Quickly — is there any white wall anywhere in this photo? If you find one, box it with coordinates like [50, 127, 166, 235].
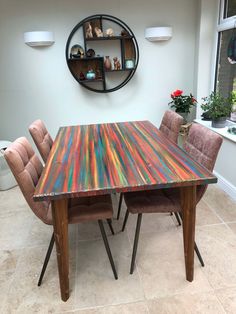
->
[215, 139, 236, 194]
[195, 0, 219, 118]
[0, 0, 198, 140]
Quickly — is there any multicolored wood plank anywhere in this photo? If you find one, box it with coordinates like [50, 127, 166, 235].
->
[34, 121, 217, 201]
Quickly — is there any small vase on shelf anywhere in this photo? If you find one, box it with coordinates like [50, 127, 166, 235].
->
[104, 56, 112, 71]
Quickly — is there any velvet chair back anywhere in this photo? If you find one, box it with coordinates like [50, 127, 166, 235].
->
[159, 110, 184, 144]
[29, 120, 53, 163]
[184, 123, 223, 202]
[4, 137, 52, 224]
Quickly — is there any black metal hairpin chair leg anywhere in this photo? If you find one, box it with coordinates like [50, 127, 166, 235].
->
[98, 220, 118, 280]
[116, 193, 123, 220]
[176, 212, 204, 267]
[121, 209, 130, 232]
[106, 218, 115, 235]
[194, 242, 205, 267]
[174, 212, 181, 226]
[130, 213, 142, 274]
[38, 233, 55, 286]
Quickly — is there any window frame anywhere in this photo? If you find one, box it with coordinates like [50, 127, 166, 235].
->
[214, 0, 236, 90]
[218, 0, 236, 32]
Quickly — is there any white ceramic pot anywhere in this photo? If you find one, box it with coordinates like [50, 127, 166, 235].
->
[230, 112, 236, 122]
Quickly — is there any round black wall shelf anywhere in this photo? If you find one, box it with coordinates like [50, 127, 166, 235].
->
[65, 14, 139, 93]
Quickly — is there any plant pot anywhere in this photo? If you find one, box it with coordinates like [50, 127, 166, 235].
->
[176, 112, 189, 123]
[230, 112, 236, 122]
[211, 117, 227, 128]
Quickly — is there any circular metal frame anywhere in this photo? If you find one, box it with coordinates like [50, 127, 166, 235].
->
[65, 14, 139, 93]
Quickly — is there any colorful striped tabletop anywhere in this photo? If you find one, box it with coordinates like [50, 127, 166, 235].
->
[34, 121, 217, 201]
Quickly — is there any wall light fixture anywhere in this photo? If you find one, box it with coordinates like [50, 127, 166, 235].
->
[24, 31, 55, 47]
[145, 27, 172, 42]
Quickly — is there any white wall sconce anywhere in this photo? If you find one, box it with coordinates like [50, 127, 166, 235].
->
[145, 27, 172, 42]
[24, 31, 55, 47]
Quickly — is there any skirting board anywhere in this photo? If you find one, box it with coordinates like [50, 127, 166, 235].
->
[214, 171, 236, 201]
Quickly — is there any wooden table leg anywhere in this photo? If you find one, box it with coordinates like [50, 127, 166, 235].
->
[51, 199, 69, 301]
[180, 185, 196, 282]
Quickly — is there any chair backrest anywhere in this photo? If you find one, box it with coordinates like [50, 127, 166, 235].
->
[184, 123, 223, 202]
[4, 137, 52, 225]
[29, 119, 53, 163]
[159, 110, 184, 144]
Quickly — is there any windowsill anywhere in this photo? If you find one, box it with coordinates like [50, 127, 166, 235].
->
[194, 119, 236, 143]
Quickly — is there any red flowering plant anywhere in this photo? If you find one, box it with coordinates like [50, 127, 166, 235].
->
[169, 89, 197, 113]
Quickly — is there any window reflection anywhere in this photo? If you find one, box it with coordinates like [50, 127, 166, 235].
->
[216, 29, 236, 99]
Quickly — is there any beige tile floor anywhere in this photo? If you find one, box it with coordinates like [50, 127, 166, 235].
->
[1, 185, 236, 313]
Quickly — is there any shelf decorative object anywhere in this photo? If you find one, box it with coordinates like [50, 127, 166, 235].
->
[70, 44, 85, 58]
[85, 22, 93, 38]
[86, 48, 95, 58]
[113, 57, 121, 70]
[86, 69, 96, 80]
[65, 14, 139, 93]
[125, 59, 135, 69]
[105, 28, 114, 37]
[104, 56, 112, 70]
[94, 27, 103, 37]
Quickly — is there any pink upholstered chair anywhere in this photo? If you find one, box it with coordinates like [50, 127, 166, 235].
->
[4, 137, 118, 285]
[116, 110, 184, 220]
[28, 119, 53, 164]
[122, 123, 223, 274]
[29, 119, 115, 235]
[159, 110, 184, 143]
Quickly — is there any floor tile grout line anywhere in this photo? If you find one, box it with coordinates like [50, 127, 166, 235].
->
[196, 220, 236, 241]
[61, 300, 150, 313]
[225, 220, 236, 224]
[213, 291, 228, 314]
[201, 198, 226, 224]
[202, 188, 236, 225]
[223, 221, 236, 236]
[196, 222, 227, 229]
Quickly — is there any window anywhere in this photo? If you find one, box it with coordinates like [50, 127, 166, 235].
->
[215, 0, 236, 99]
[224, 0, 236, 18]
[215, 28, 236, 98]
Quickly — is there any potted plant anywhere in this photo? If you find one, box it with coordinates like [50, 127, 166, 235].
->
[201, 91, 232, 128]
[231, 105, 236, 122]
[169, 89, 197, 123]
[230, 91, 236, 122]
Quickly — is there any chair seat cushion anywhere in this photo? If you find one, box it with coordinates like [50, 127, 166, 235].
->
[68, 194, 113, 223]
[124, 189, 181, 214]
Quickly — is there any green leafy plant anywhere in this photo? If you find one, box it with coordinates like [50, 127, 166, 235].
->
[231, 91, 236, 112]
[169, 89, 197, 113]
[201, 91, 232, 120]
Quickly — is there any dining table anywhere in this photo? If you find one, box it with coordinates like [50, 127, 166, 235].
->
[33, 120, 217, 302]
